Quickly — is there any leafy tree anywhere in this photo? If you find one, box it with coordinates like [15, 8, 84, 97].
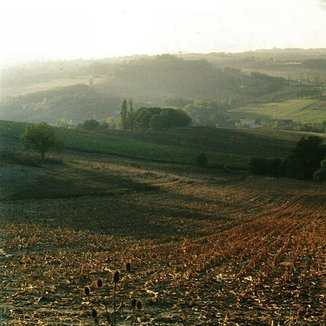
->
[127, 99, 135, 129]
[269, 158, 282, 177]
[79, 119, 100, 130]
[249, 157, 269, 175]
[120, 99, 136, 130]
[249, 157, 283, 176]
[313, 159, 326, 181]
[134, 107, 162, 129]
[149, 114, 164, 130]
[120, 99, 128, 130]
[134, 107, 191, 129]
[161, 109, 192, 128]
[21, 123, 63, 160]
[285, 136, 326, 179]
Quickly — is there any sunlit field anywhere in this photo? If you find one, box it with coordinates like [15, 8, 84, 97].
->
[230, 99, 326, 124]
[1, 148, 325, 325]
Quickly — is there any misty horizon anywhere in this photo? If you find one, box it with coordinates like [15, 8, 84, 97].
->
[1, 0, 326, 68]
[1, 47, 325, 70]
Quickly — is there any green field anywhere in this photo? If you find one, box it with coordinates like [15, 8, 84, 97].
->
[0, 119, 318, 170]
[230, 98, 326, 123]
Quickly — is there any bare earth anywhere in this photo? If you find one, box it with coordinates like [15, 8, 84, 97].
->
[0, 153, 325, 325]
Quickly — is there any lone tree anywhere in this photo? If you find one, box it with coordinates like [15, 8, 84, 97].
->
[21, 122, 64, 160]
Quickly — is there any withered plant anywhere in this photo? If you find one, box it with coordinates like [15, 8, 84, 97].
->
[82, 262, 144, 325]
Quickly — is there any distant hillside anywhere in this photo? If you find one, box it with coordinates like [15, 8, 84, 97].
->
[0, 55, 288, 124]
[0, 84, 122, 124]
[94, 55, 286, 102]
[2, 50, 326, 125]
[185, 49, 326, 82]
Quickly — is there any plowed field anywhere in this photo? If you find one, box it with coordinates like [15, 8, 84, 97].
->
[1, 156, 325, 325]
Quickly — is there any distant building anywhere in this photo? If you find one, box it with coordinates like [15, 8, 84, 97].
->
[273, 119, 294, 129]
[237, 118, 262, 129]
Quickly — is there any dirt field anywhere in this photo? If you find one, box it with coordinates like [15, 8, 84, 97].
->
[0, 153, 325, 325]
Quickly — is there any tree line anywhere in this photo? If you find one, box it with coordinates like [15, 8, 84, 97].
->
[120, 99, 192, 130]
[77, 99, 192, 131]
[249, 136, 326, 180]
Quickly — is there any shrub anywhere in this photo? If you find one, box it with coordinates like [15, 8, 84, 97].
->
[313, 159, 326, 181]
[269, 158, 282, 177]
[313, 168, 326, 181]
[249, 157, 269, 175]
[196, 152, 208, 167]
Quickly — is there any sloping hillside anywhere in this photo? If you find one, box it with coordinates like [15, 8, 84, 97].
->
[0, 56, 287, 124]
[96, 55, 286, 101]
[0, 84, 122, 124]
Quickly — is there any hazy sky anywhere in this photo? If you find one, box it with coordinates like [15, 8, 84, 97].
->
[1, 0, 326, 66]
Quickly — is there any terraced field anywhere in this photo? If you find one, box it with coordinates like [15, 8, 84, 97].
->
[0, 152, 325, 325]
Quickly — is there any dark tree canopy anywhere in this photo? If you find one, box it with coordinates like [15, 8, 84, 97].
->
[285, 136, 326, 179]
[134, 107, 191, 130]
[79, 119, 100, 130]
[134, 107, 162, 129]
[249, 136, 325, 179]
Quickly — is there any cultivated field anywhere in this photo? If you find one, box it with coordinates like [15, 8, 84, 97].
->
[0, 120, 311, 171]
[230, 99, 326, 124]
[0, 149, 325, 325]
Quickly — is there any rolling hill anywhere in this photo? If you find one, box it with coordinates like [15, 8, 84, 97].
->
[1, 119, 317, 170]
[0, 55, 287, 124]
[1, 50, 325, 127]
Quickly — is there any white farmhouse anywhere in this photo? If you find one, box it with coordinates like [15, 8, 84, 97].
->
[239, 118, 262, 128]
